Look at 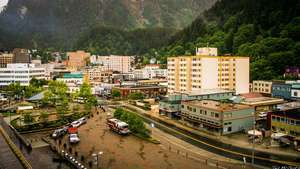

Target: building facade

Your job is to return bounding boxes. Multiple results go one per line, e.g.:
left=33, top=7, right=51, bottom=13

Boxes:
left=167, top=56, right=249, bottom=94
left=291, top=84, right=300, bottom=100
left=181, top=100, right=254, bottom=135
left=133, top=66, right=167, bottom=80
left=67, top=51, right=91, bottom=71
left=0, top=64, right=45, bottom=86
left=0, top=53, right=13, bottom=68
left=272, top=83, right=292, bottom=100
left=196, top=47, right=218, bottom=56
left=252, top=80, right=272, bottom=95
left=84, top=67, right=113, bottom=85
left=113, top=85, right=167, bottom=99
left=270, top=109, right=300, bottom=137
left=12, top=48, right=31, bottom=63
left=91, top=55, right=132, bottom=73
left=159, top=89, right=234, bottom=118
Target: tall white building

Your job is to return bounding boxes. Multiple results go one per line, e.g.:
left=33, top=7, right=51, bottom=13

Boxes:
left=167, top=55, right=249, bottom=94
left=90, top=55, right=132, bottom=73
left=0, top=64, right=45, bottom=86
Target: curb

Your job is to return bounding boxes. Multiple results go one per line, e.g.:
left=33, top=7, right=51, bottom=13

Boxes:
left=0, top=126, right=32, bottom=169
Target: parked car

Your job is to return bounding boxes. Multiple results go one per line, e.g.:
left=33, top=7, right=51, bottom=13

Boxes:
left=52, top=127, right=68, bottom=138
left=69, top=134, right=80, bottom=143
left=78, top=117, right=87, bottom=124
left=71, top=117, right=87, bottom=128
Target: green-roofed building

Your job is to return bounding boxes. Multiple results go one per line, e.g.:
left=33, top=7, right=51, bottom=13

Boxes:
left=291, top=84, right=300, bottom=100
left=63, top=72, right=83, bottom=79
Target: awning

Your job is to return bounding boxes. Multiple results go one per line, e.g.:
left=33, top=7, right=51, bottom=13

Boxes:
left=247, top=130, right=262, bottom=136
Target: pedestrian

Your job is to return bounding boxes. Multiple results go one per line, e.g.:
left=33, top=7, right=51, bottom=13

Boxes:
left=243, top=156, right=246, bottom=168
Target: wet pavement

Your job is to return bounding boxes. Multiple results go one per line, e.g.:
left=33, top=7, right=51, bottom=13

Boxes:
left=0, top=129, right=23, bottom=169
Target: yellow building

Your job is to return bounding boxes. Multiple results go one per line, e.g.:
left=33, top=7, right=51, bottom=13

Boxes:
left=271, top=109, right=300, bottom=137
left=167, top=55, right=249, bottom=94
left=67, top=51, right=90, bottom=71
left=0, top=53, right=13, bottom=68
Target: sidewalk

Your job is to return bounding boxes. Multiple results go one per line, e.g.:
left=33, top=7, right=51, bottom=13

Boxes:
left=124, top=103, right=300, bottom=159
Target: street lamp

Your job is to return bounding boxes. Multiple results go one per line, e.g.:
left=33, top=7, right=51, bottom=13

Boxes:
left=92, top=151, right=103, bottom=169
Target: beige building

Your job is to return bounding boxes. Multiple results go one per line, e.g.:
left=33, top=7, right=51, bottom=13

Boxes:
left=0, top=53, right=13, bottom=68
left=67, top=51, right=90, bottom=71
left=84, top=67, right=113, bottom=85
left=167, top=55, right=249, bottom=94
left=252, top=80, right=272, bottom=94
left=196, top=47, right=218, bottom=56
left=90, top=55, right=132, bottom=73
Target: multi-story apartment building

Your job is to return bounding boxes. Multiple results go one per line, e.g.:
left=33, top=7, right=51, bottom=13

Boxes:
left=0, top=64, right=45, bottom=86
left=0, top=53, right=13, bottom=68
left=12, top=48, right=31, bottom=63
left=167, top=55, right=249, bottom=94
left=67, top=51, right=91, bottom=71
left=252, top=80, right=272, bottom=95
left=181, top=100, right=254, bottom=135
left=91, top=55, right=132, bottom=73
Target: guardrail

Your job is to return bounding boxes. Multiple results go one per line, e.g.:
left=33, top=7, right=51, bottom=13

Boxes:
left=0, top=126, right=32, bottom=169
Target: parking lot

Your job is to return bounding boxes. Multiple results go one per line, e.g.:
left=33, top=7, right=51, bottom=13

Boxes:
left=49, top=109, right=218, bottom=169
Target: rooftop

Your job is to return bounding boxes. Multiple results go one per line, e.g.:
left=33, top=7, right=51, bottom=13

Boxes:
left=183, top=100, right=252, bottom=112
left=63, top=73, right=83, bottom=79
left=241, top=97, right=285, bottom=106
left=277, top=102, right=300, bottom=111
left=114, top=85, right=166, bottom=90
left=174, top=88, right=234, bottom=96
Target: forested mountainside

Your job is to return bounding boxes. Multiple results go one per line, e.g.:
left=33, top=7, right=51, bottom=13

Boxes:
left=0, top=0, right=216, bottom=50
left=147, top=0, right=300, bottom=80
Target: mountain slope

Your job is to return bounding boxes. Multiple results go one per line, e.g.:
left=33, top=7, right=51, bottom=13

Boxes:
left=0, top=0, right=216, bottom=50
left=151, top=0, right=300, bottom=80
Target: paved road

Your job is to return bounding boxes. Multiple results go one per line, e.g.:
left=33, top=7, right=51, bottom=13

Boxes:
left=0, top=128, right=24, bottom=169
left=118, top=103, right=300, bottom=167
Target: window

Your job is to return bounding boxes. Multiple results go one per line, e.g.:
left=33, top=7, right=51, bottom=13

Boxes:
left=181, top=105, right=184, bottom=108
left=228, top=127, right=232, bottom=132
left=215, top=113, right=219, bottom=118
left=193, top=108, right=196, bottom=112
left=204, top=111, right=207, bottom=115
left=294, top=92, right=298, bottom=96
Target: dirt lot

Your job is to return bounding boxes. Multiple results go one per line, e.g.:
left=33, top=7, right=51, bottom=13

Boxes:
left=52, top=110, right=216, bottom=169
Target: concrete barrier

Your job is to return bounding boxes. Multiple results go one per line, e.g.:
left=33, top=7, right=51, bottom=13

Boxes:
left=0, top=126, right=32, bottom=169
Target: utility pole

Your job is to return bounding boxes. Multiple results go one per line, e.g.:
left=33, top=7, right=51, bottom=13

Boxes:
left=252, top=112, right=256, bottom=166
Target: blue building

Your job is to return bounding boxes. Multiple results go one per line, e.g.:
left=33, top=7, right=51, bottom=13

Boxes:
left=272, top=83, right=292, bottom=100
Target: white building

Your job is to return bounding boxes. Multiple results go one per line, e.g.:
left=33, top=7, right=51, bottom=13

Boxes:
left=90, top=55, right=132, bottom=73
left=196, top=47, right=218, bottom=56
left=0, top=64, right=45, bottom=86
left=133, top=64, right=167, bottom=79
left=167, top=54, right=249, bottom=94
